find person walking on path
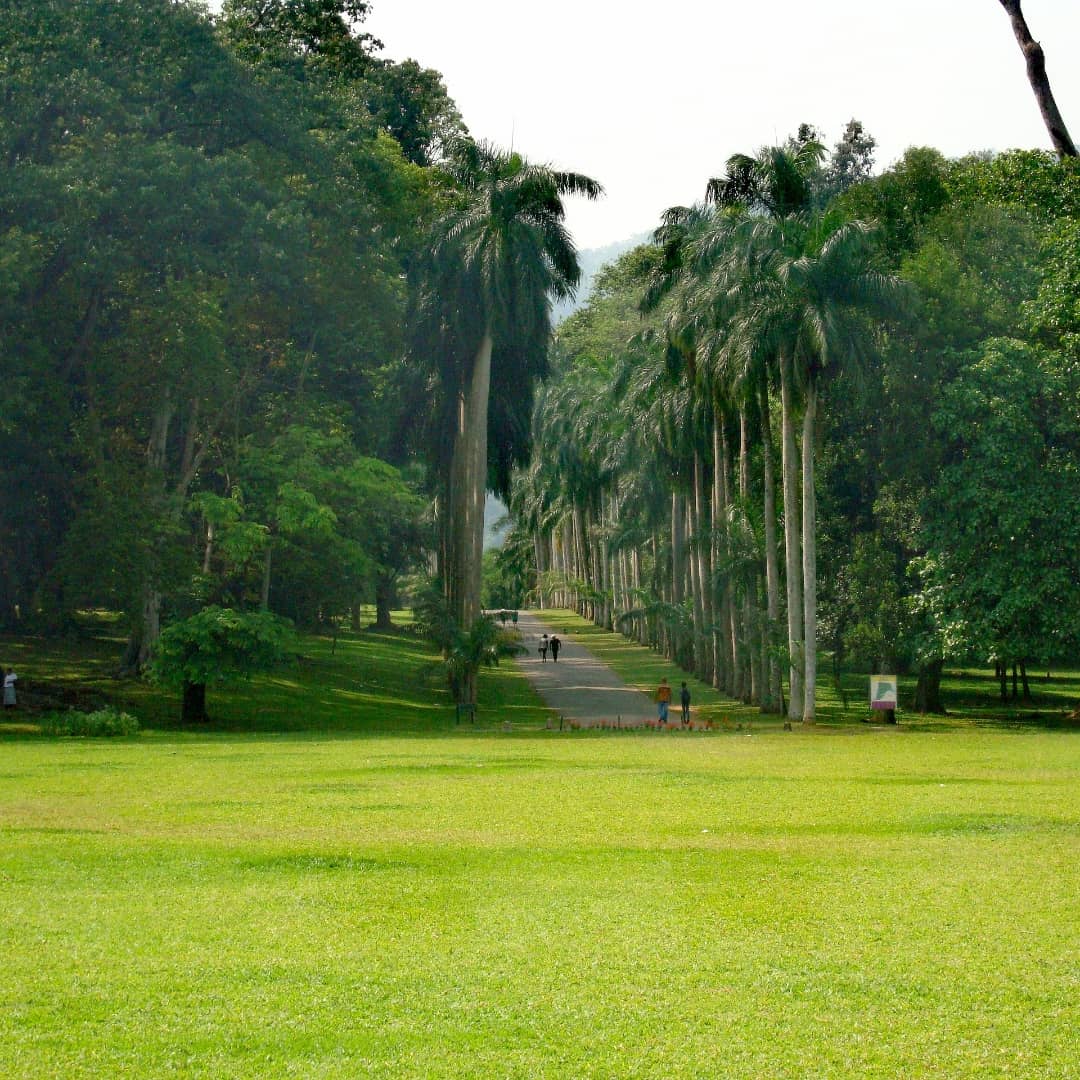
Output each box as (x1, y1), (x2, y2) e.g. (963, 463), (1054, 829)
(680, 681), (691, 724)
(549, 635), (561, 662)
(539, 634), (549, 662)
(655, 676), (672, 724)
(3, 667), (17, 709)
(511, 611), (656, 728)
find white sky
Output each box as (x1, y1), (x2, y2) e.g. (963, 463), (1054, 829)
(362, 0), (1079, 249)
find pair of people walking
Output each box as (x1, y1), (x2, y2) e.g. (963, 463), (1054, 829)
(538, 633), (561, 662)
(655, 677), (691, 724)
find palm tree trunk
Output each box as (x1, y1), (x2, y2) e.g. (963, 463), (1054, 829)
(721, 424), (744, 701)
(760, 378), (782, 712)
(779, 348), (804, 723)
(689, 495), (705, 676)
(739, 407), (758, 705)
(694, 449), (714, 685)
(671, 491), (686, 663)
(448, 331), (492, 655)
(801, 379), (818, 724)
(711, 421), (725, 690)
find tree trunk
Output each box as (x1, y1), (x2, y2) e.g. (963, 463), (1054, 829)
(1020, 659), (1031, 700)
(997, 0), (1077, 158)
(801, 379), (818, 725)
(711, 421), (725, 690)
(121, 582), (162, 674)
(260, 546), (272, 611)
(181, 680), (208, 724)
(375, 573), (395, 630)
(447, 331), (493, 702)
(739, 407), (758, 705)
(202, 519), (215, 575)
(671, 491), (686, 663)
(915, 657), (946, 714)
(779, 348), (804, 723)
(448, 334), (493, 629)
(121, 393), (173, 674)
(760, 378), (782, 712)
(694, 449), (713, 685)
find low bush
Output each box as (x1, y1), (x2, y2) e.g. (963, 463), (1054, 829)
(40, 707), (140, 737)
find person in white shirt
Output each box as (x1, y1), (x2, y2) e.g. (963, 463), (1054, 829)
(3, 667), (16, 708)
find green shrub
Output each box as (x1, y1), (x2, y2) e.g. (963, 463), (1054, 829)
(41, 707), (140, 737)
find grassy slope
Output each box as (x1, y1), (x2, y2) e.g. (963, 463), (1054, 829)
(1, 615), (1079, 1077)
(0, 612), (549, 734)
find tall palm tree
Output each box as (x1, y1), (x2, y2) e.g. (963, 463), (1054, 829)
(704, 147), (825, 721)
(739, 212), (909, 722)
(424, 140), (601, 689)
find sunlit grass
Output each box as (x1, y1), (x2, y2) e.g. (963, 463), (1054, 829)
(0, 610), (550, 735)
(1, 610), (1078, 1075)
(1, 728), (1078, 1077)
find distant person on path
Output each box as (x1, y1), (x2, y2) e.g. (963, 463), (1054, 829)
(655, 677), (672, 724)
(539, 634), (549, 662)
(549, 635), (561, 662)
(3, 667), (16, 709)
(680, 681), (691, 724)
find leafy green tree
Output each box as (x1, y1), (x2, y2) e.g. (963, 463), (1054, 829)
(827, 119), (877, 193)
(0, 0), (434, 661)
(367, 59), (467, 166)
(914, 339), (1080, 682)
(218, 0), (382, 81)
(151, 606), (297, 723)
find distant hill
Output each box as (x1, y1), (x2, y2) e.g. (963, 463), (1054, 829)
(552, 231), (651, 324)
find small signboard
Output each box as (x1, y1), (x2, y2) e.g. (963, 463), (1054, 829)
(870, 675), (897, 710)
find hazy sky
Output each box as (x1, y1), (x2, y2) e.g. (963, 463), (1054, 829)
(211, 1), (1080, 250)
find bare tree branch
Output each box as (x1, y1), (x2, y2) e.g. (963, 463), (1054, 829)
(997, 0), (1077, 158)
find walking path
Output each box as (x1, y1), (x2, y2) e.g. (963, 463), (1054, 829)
(511, 610), (657, 727)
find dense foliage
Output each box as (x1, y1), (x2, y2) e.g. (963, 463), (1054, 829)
(0, 0), (454, 670)
(4, 1), (1078, 719)
(511, 134), (1080, 712)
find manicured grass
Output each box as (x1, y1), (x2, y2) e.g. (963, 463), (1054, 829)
(2, 728), (1079, 1077)
(2, 613), (1079, 1076)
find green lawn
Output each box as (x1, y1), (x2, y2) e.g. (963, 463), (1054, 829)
(1, 616), (1079, 1077)
(0, 610), (549, 735)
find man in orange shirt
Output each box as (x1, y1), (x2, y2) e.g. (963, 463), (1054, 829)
(655, 677), (672, 724)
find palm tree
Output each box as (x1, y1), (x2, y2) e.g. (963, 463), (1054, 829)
(423, 140), (601, 697)
(738, 212), (909, 722)
(704, 148), (825, 722)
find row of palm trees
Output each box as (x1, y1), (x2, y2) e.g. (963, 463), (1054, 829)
(511, 140), (908, 723)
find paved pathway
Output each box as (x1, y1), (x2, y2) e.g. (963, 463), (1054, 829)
(512, 611), (657, 727)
